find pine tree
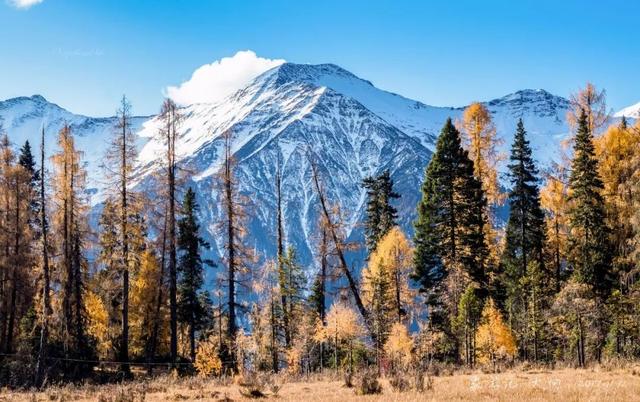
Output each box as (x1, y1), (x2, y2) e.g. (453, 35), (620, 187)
(454, 284), (481, 366)
(362, 170), (399, 254)
(177, 187), (211, 362)
(278, 246), (306, 345)
(18, 140), (40, 233)
(502, 120), (546, 282)
(500, 120), (548, 359)
(567, 110), (613, 297)
(413, 118), (488, 358)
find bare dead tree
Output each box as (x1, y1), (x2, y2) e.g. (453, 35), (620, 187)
(158, 98), (182, 366)
(307, 151), (372, 337)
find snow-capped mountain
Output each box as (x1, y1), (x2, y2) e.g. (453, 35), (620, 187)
(0, 94), (150, 196)
(615, 101), (640, 119)
(0, 63), (575, 274)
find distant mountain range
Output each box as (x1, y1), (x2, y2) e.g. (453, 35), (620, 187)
(0, 63), (636, 278)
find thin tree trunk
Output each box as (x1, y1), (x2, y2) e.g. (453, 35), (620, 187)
(276, 162), (290, 348)
(6, 176), (22, 353)
(120, 102), (130, 375)
(309, 156), (371, 336)
(167, 107), (178, 367)
(36, 129), (51, 386)
(148, 208), (167, 374)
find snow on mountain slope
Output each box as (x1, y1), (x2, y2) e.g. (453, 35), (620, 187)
(615, 101), (640, 119)
(255, 64), (571, 168)
(135, 65), (430, 267)
(0, 95), (149, 199)
(0, 63), (575, 273)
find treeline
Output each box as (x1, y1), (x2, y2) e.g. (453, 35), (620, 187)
(0, 84), (639, 388)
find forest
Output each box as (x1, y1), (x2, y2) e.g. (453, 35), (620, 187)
(0, 82), (639, 396)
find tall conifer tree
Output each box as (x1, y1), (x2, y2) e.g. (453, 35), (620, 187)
(567, 110), (613, 297)
(177, 187), (211, 362)
(413, 118), (487, 355)
(500, 119), (548, 360)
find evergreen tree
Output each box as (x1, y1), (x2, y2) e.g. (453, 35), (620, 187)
(177, 187), (211, 362)
(567, 110), (613, 297)
(362, 170), (399, 254)
(500, 120), (548, 359)
(502, 120), (546, 283)
(413, 118), (487, 357)
(279, 246), (306, 343)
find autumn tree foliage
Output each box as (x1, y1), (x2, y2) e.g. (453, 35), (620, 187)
(0, 134), (36, 356)
(594, 120), (640, 286)
(50, 124), (95, 377)
(362, 226), (414, 355)
(475, 298), (516, 369)
(4, 83), (640, 388)
(540, 163), (570, 291)
(383, 322), (413, 368)
(567, 83), (609, 135)
(459, 102), (505, 271)
(315, 301), (364, 371)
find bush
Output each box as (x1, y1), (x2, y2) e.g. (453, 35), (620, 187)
(388, 371), (410, 392)
(194, 336), (223, 377)
(354, 369), (382, 395)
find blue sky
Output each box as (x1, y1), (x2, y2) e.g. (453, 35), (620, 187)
(0, 0), (638, 116)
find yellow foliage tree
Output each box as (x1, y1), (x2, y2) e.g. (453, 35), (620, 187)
(540, 164), (570, 291)
(458, 102), (505, 267)
(594, 122), (640, 282)
(194, 334), (223, 377)
(315, 302), (364, 371)
(567, 82), (609, 135)
(459, 102), (505, 207)
(130, 250), (164, 356)
(361, 227), (415, 349)
(475, 299), (516, 368)
(85, 290), (110, 358)
(383, 322), (413, 367)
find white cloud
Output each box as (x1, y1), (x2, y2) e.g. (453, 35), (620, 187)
(165, 50), (285, 105)
(7, 0), (43, 9)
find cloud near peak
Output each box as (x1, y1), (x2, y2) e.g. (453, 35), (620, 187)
(7, 0), (43, 9)
(165, 50), (286, 106)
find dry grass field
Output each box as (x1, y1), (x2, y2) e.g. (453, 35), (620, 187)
(2, 365), (640, 402)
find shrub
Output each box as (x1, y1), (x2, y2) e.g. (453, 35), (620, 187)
(194, 336), (223, 377)
(354, 369), (382, 395)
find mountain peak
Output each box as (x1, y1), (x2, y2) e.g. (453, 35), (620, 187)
(256, 62), (374, 89)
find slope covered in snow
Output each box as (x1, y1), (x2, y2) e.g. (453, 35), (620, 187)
(615, 101), (640, 119)
(0, 94), (149, 199)
(0, 63), (577, 273)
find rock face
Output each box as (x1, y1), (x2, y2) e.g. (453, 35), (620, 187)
(0, 63), (578, 276)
